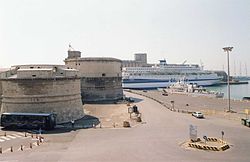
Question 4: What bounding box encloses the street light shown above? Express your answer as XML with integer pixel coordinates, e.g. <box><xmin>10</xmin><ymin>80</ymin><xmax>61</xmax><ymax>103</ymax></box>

<box><xmin>222</xmin><ymin>47</ymin><xmax>233</xmax><ymax>112</ymax></box>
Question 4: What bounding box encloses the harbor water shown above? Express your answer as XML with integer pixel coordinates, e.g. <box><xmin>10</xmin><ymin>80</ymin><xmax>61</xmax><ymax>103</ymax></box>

<box><xmin>206</xmin><ymin>81</ymin><xmax>250</xmax><ymax>100</ymax></box>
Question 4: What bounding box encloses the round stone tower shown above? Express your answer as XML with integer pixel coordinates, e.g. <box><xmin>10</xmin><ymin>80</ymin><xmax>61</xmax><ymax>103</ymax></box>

<box><xmin>65</xmin><ymin>50</ymin><xmax>123</xmax><ymax>103</ymax></box>
<box><xmin>0</xmin><ymin>65</ymin><xmax>84</xmax><ymax>123</ymax></box>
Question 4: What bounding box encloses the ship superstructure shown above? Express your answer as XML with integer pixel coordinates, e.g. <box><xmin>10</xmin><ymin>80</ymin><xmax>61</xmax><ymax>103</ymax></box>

<box><xmin>122</xmin><ymin>59</ymin><xmax>222</xmax><ymax>89</ymax></box>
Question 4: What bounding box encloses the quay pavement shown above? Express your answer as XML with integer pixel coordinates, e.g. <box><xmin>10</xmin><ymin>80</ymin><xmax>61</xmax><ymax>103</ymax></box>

<box><xmin>0</xmin><ymin>91</ymin><xmax>250</xmax><ymax>162</ymax></box>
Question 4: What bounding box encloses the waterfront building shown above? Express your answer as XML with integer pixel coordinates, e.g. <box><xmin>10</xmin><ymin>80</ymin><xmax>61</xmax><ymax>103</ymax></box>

<box><xmin>122</xmin><ymin>53</ymin><xmax>149</xmax><ymax>67</ymax></box>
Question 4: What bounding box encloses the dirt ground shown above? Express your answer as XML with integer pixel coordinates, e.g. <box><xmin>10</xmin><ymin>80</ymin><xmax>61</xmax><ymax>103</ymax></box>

<box><xmin>84</xmin><ymin>102</ymin><xmax>140</xmax><ymax>128</ymax></box>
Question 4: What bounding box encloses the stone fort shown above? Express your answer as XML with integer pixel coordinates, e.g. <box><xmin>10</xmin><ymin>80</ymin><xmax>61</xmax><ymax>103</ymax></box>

<box><xmin>0</xmin><ymin>47</ymin><xmax>123</xmax><ymax>123</ymax></box>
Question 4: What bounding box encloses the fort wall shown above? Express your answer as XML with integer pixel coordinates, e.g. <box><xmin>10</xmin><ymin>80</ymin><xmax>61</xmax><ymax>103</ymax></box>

<box><xmin>0</xmin><ymin>77</ymin><xmax>83</xmax><ymax>123</ymax></box>
<box><xmin>65</xmin><ymin>57</ymin><xmax>123</xmax><ymax>102</ymax></box>
<box><xmin>0</xmin><ymin>65</ymin><xmax>84</xmax><ymax>123</ymax></box>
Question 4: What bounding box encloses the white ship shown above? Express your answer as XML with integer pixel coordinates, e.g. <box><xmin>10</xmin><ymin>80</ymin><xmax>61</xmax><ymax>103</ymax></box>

<box><xmin>122</xmin><ymin>60</ymin><xmax>222</xmax><ymax>89</ymax></box>
<box><xmin>164</xmin><ymin>81</ymin><xmax>224</xmax><ymax>98</ymax></box>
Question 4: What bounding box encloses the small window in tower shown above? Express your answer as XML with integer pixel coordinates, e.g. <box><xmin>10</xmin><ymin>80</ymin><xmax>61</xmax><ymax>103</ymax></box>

<box><xmin>30</xmin><ymin>67</ymin><xmax>34</xmax><ymax>69</ymax></box>
<box><xmin>79</xmin><ymin>63</ymin><xmax>80</xmax><ymax>65</ymax></box>
<box><xmin>32</xmin><ymin>75</ymin><xmax>36</xmax><ymax>77</ymax></box>
<box><xmin>102</xmin><ymin>73</ymin><xmax>106</xmax><ymax>77</ymax></box>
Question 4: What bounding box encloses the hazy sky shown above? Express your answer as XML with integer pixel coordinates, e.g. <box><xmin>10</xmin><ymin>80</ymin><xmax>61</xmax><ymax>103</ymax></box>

<box><xmin>0</xmin><ymin>0</ymin><xmax>249</xmax><ymax>74</ymax></box>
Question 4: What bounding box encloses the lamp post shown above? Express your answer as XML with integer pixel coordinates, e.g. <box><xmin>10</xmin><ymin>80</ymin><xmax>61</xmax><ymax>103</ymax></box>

<box><xmin>222</xmin><ymin>47</ymin><xmax>233</xmax><ymax>112</ymax></box>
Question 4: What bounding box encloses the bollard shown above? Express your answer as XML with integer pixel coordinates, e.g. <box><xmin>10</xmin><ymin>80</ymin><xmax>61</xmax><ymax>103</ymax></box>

<box><xmin>31</xmin><ymin>134</ymin><xmax>34</xmax><ymax>138</ymax></box>
<box><xmin>36</xmin><ymin>134</ymin><xmax>38</xmax><ymax>139</ymax></box>
<box><xmin>4</xmin><ymin>132</ymin><xmax>6</xmax><ymax>136</ymax></box>
<box><xmin>21</xmin><ymin>145</ymin><xmax>23</xmax><ymax>151</ymax></box>
<box><xmin>113</xmin><ymin>123</ymin><xmax>115</xmax><ymax>128</ymax></box>
<box><xmin>40</xmin><ymin>136</ymin><xmax>44</xmax><ymax>143</ymax></box>
<box><xmin>30</xmin><ymin>143</ymin><xmax>33</xmax><ymax>149</ymax></box>
<box><xmin>37</xmin><ymin>140</ymin><xmax>40</xmax><ymax>146</ymax></box>
<box><xmin>123</xmin><ymin>121</ymin><xmax>130</xmax><ymax>128</ymax></box>
<box><xmin>39</xmin><ymin>136</ymin><xmax>44</xmax><ymax>143</ymax></box>
<box><xmin>11</xmin><ymin>146</ymin><xmax>13</xmax><ymax>152</ymax></box>
<box><xmin>25</xmin><ymin>132</ymin><xmax>27</xmax><ymax>137</ymax></box>
<box><xmin>136</xmin><ymin>116</ymin><xmax>142</xmax><ymax>122</ymax></box>
<box><xmin>100</xmin><ymin>122</ymin><xmax>102</xmax><ymax>128</ymax></box>
<box><xmin>0</xmin><ymin>147</ymin><xmax>2</xmax><ymax>154</ymax></box>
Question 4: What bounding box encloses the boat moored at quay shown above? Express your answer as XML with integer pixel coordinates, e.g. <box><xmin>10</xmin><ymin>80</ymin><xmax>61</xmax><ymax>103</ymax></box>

<box><xmin>122</xmin><ymin>60</ymin><xmax>222</xmax><ymax>89</ymax></box>
<box><xmin>164</xmin><ymin>81</ymin><xmax>224</xmax><ymax>98</ymax></box>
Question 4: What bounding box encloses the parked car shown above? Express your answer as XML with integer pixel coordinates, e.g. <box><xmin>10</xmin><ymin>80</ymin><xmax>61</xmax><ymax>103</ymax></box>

<box><xmin>192</xmin><ymin>112</ymin><xmax>204</xmax><ymax>118</ymax></box>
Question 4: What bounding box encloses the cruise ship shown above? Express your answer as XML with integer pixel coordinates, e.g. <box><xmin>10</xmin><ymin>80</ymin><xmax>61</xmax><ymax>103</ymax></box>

<box><xmin>122</xmin><ymin>60</ymin><xmax>222</xmax><ymax>89</ymax></box>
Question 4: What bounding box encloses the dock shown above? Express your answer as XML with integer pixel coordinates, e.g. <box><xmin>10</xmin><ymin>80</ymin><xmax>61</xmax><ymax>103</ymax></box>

<box><xmin>216</xmin><ymin>81</ymin><xmax>248</xmax><ymax>85</ymax></box>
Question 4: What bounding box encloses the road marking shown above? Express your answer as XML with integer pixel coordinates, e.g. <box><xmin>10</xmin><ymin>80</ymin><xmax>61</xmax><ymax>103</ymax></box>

<box><xmin>1</xmin><ymin>136</ymin><xmax>10</xmax><ymax>140</ymax></box>
<box><xmin>7</xmin><ymin>135</ymin><xmax>16</xmax><ymax>139</ymax></box>
<box><xmin>12</xmin><ymin>134</ymin><xmax>22</xmax><ymax>138</ymax></box>
<box><xmin>17</xmin><ymin>132</ymin><xmax>25</xmax><ymax>136</ymax></box>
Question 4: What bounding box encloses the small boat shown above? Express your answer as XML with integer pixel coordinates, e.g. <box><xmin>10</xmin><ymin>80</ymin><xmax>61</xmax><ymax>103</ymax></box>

<box><xmin>165</xmin><ymin>81</ymin><xmax>224</xmax><ymax>98</ymax></box>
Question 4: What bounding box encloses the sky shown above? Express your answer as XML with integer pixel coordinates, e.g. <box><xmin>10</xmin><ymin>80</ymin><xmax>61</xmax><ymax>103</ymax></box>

<box><xmin>0</xmin><ymin>0</ymin><xmax>249</xmax><ymax>74</ymax></box>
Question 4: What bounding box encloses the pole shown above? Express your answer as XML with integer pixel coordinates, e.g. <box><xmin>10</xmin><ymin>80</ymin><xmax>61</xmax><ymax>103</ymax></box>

<box><xmin>227</xmin><ymin>51</ymin><xmax>231</xmax><ymax>112</ymax></box>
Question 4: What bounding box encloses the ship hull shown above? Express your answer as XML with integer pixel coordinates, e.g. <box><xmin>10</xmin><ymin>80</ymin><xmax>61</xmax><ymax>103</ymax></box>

<box><xmin>122</xmin><ymin>79</ymin><xmax>220</xmax><ymax>89</ymax></box>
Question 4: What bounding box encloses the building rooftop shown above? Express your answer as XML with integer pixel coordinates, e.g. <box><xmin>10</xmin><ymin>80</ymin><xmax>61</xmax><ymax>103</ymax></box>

<box><xmin>65</xmin><ymin>57</ymin><xmax>122</xmax><ymax>62</ymax></box>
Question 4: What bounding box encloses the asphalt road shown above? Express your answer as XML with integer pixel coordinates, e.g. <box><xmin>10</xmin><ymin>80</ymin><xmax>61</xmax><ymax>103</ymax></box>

<box><xmin>1</xmin><ymin>91</ymin><xmax>250</xmax><ymax>162</ymax></box>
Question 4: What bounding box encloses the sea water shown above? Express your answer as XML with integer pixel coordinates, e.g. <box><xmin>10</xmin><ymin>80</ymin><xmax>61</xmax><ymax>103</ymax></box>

<box><xmin>206</xmin><ymin>81</ymin><xmax>250</xmax><ymax>100</ymax></box>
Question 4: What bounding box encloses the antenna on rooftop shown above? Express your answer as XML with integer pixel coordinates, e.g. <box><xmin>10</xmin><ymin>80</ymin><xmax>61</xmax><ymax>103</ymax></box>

<box><xmin>68</xmin><ymin>43</ymin><xmax>75</xmax><ymax>51</ymax></box>
<box><xmin>182</xmin><ymin>60</ymin><xmax>187</xmax><ymax>64</ymax></box>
